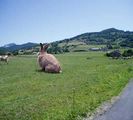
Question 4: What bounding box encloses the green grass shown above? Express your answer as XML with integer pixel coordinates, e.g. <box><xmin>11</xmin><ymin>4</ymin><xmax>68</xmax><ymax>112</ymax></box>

<box><xmin>58</xmin><ymin>41</ymin><xmax>106</xmax><ymax>52</ymax></box>
<box><xmin>0</xmin><ymin>52</ymin><xmax>133</xmax><ymax>120</ymax></box>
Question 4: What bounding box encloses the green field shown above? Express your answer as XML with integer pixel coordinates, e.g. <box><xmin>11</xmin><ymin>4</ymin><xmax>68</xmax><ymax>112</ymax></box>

<box><xmin>0</xmin><ymin>52</ymin><xmax>133</xmax><ymax>120</ymax></box>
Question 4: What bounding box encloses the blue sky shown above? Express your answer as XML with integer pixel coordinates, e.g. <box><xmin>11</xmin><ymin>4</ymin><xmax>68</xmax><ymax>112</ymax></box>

<box><xmin>0</xmin><ymin>0</ymin><xmax>133</xmax><ymax>46</ymax></box>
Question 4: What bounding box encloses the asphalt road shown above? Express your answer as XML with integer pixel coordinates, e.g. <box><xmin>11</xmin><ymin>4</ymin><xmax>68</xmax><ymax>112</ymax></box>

<box><xmin>94</xmin><ymin>79</ymin><xmax>133</xmax><ymax>120</ymax></box>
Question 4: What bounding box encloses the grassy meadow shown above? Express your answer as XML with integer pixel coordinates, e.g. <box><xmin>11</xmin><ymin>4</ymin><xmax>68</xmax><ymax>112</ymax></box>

<box><xmin>0</xmin><ymin>52</ymin><xmax>133</xmax><ymax>120</ymax></box>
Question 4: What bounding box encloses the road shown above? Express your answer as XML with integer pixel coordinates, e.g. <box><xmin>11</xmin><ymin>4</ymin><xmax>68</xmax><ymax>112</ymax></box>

<box><xmin>94</xmin><ymin>79</ymin><xmax>133</xmax><ymax>120</ymax></box>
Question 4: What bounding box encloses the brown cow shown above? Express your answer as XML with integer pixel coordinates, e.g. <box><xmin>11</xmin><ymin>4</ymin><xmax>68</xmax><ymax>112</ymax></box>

<box><xmin>37</xmin><ymin>43</ymin><xmax>62</xmax><ymax>73</ymax></box>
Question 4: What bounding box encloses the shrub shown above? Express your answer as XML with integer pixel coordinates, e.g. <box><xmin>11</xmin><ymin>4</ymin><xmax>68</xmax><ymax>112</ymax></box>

<box><xmin>122</xmin><ymin>49</ymin><xmax>133</xmax><ymax>57</ymax></box>
<box><xmin>106</xmin><ymin>50</ymin><xmax>121</xmax><ymax>58</ymax></box>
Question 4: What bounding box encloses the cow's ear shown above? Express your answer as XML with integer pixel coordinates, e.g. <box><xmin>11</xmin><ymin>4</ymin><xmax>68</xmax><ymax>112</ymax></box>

<box><xmin>40</xmin><ymin>43</ymin><xmax>43</xmax><ymax>50</ymax></box>
<box><xmin>43</xmin><ymin>43</ymin><xmax>49</xmax><ymax>51</ymax></box>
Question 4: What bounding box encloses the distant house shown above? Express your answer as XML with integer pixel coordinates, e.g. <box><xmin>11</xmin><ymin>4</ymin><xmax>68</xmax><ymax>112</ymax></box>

<box><xmin>89</xmin><ymin>48</ymin><xmax>101</xmax><ymax>51</ymax></box>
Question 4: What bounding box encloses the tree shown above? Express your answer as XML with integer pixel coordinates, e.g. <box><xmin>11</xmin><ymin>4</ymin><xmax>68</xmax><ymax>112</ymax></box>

<box><xmin>106</xmin><ymin>50</ymin><xmax>121</xmax><ymax>58</ymax></box>
<box><xmin>47</xmin><ymin>43</ymin><xmax>63</xmax><ymax>54</ymax></box>
<box><xmin>0</xmin><ymin>48</ymin><xmax>7</xmax><ymax>55</ymax></box>
<box><xmin>106</xmin><ymin>43</ymin><xmax>113</xmax><ymax>49</ymax></box>
<box><xmin>12</xmin><ymin>51</ymin><xmax>18</xmax><ymax>55</ymax></box>
<box><xmin>122</xmin><ymin>49</ymin><xmax>133</xmax><ymax>57</ymax></box>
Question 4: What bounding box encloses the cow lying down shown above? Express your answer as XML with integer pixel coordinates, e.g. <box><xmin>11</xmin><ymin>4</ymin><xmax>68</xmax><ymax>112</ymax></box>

<box><xmin>37</xmin><ymin>43</ymin><xmax>62</xmax><ymax>73</ymax></box>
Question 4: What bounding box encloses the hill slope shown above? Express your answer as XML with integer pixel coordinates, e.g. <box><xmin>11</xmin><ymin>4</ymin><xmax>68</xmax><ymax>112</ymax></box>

<box><xmin>0</xmin><ymin>42</ymin><xmax>38</xmax><ymax>52</ymax></box>
<box><xmin>47</xmin><ymin>28</ymin><xmax>133</xmax><ymax>53</ymax></box>
<box><xmin>0</xmin><ymin>28</ymin><xmax>133</xmax><ymax>54</ymax></box>
<box><xmin>58</xmin><ymin>28</ymin><xmax>133</xmax><ymax>47</ymax></box>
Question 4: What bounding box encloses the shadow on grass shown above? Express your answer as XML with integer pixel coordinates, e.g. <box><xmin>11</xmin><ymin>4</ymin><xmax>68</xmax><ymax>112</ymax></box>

<box><xmin>35</xmin><ymin>69</ymin><xmax>44</xmax><ymax>72</ymax></box>
<box><xmin>35</xmin><ymin>69</ymin><xmax>62</xmax><ymax>74</ymax></box>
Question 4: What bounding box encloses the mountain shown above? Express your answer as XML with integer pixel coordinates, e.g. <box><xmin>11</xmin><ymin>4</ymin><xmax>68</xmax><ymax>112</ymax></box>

<box><xmin>45</xmin><ymin>28</ymin><xmax>133</xmax><ymax>53</ymax></box>
<box><xmin>0</xmin><ymin>28</ymin><xmax>133</xmax><ymax>54</ymax></box>
<box><xmin>101</xmin><ymin>28</ymin><xmax>123</xmax><ymax>33</ymax></box>
<box><xmin>57</xmin><ymin>28</ymin><xmax>133</xmax><ymax>47</ymax></box>
<box><xmin>1</xmin><ymin>42</ymin><xmax>38</xmax><ymax>52</ymax></box>
<box><xmin>3</xmin><ymin>43</ymin><xmax>16</xmax><ymax>48</ymax></box>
